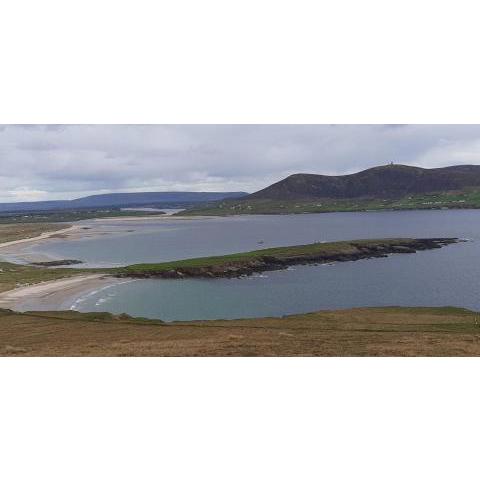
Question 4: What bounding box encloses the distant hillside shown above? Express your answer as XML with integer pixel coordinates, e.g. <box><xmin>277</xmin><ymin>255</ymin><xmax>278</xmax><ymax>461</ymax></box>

<box><xmin>249</xmin><ymin>164</ymin><xmax>480</xmax><ymax>200</ymax></box>
<box><xmin>178</xmin><ymin>164</ymin><xmax>480</xmax><ymax>216</ymax></box>
<box><xmin>0</xmin><ymin>191</ymin><xmax>247</xmax><ymax>214</ymax></box>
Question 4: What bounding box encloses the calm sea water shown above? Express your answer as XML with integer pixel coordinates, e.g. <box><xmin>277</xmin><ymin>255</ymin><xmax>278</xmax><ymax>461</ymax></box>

<box><xmin>33</xmin><ymin>210</ymin><xmax>480</xmax><ymax>321</ymax></box>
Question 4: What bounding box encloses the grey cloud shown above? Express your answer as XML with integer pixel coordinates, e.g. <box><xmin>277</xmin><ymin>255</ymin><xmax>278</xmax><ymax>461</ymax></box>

<box><xmin>1</xmin><ymin>125</ymin><xmax>480</xmax><ymax>202</ymax></box>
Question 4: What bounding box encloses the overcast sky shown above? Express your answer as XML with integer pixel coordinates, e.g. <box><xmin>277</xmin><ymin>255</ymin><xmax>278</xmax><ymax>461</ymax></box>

<box><xmin>2</xmin><ymin>124</ymin><xmax>480</xmax><ymax>202</ymax></box>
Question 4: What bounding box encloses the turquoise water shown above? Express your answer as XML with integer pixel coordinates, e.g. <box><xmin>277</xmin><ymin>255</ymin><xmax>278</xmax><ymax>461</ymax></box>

<box><xmin>32</xmin><ymin>210</ymin><xmax>480</xmax><ymax>321</ymax></box>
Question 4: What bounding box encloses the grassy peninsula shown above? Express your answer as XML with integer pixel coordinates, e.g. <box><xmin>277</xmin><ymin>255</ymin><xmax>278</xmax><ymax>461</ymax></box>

<box><xmin>116</xmin><ymin>238</ymin><xmax>458</xmax><ymax>279</ymax></box>
<box><xmin>0</xmin><ymin>237</ymin><xmax>459</xmax><ymax>293</ymax></box>
<box><xmin>1</xmin><ymin>306</ymin><xmax>480</xmax><ymax>356</ymax></box>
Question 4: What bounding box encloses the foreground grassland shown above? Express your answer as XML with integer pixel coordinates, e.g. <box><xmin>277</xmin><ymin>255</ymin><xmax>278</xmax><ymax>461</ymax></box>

<box><xmin>179</xmin><ymin>189</ymin><xmax>480</xmax><ymax>216</ymax></box>
<box><xmin>1</xmin><ymin>306</ymin><xmax>479</xmax><ymax>356</ymax></box>
<box><xmin>0</xmin><ymin>223</ymin><xmax>69</xmax><ymax>243</ymax></box>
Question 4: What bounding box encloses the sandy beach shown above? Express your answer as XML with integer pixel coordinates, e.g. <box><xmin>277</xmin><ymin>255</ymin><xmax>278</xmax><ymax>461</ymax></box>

<box><xmin>0</xmin><ymin>224</ymin><xmax>87</xmax><ymax>264</ymax></box>
<box><xmin>0</xmin><ymin>214</ymin><xmax>213</xmax><ymax>312</ymax></box>
<box><xmin>0</xmin><ymin>274</ymin><xmax>120</xmax><ymax>312</ymax></box>
<box><xmin>0</xmin><ymin>219</ymin><xmax>129</xmax><ymax>310</ymax></box>
<box><xmin>0</xmin><ymin>214</ymin><xmax>214</xmax><ymax>265</ymax></box>
<box><xmin>0</xmin><ymin>224</ymin><xmax>79</xmax><ymax>249</ymax></box>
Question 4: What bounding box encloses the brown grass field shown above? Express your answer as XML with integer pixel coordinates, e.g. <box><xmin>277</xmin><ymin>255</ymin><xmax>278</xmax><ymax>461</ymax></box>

<box><xmin>1</xmin><ymin>306</ymin><xmax>479</xmax><ymax>356</ymax></box>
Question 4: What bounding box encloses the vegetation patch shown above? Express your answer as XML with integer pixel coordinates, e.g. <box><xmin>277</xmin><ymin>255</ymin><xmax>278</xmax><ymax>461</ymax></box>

<box><xmin>0</xmin><ymin>209</ymin><xmax>166</xmax><ymax>224</ymax></box>
<box><xmin>1</xmin><ymin>306</ymin><xmax>480</xmax><ymax>356</ymax></box>
<box><xmin>0</xmin><ymin>223</ymin><xmax>69</xmax><ymax>243</ymax></box>
<box><xmin>116</xmin><ymin>238</ymin><xmax>459</xmax><ymax>279</ymax></box>
<box><xmin>178</xmin><ymin>188</ymin><xmax>480</xmax><ymax>216</ymax></box>
<box><xmin>0</xmin><ymin>262</ymin><xmax>88</xmax><ymax>294</ymax></box>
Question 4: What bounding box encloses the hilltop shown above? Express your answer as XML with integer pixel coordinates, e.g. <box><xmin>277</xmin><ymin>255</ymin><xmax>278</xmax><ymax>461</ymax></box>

<box><xmin>249</xmin><ymin>164</ymin><xmax>480</xmax><ymax>200</ymax></box>
<box><xmin>179</xmin><ymin>164</ymin><xmax>480</xmax><ymax>215</ymax></box>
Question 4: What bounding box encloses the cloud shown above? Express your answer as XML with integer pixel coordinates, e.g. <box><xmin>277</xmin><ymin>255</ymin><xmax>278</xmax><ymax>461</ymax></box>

<box><xmin>1</xmin><ymin>124</ymin><xmax>480</xmax><ymax>202</ymax></box>
<box><xmin>7</xmin><ymin>188</ymin><xmax>49</xmax><ymax>202</ymax></box>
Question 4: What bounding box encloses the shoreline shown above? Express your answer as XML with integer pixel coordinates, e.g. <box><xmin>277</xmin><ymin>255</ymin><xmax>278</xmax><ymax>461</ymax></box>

<box><xmin>0</xmin><ymin>224</ymin><xmax>79</xmax><ymax>249</ymax></box>
<box><xmin>0</xmin><ymin>214</ymin><xmax>223</xmax><ymax>312</ymax></box>
<box><xmin>0</xmin><ymin>214</ymin><xmax>216</xmax><ymax>265</ymax></box>
<box><xmin>91</xmin><ymin>214</ymin><xmax>215</xmax><ymax>222</ymax></box>
<box><xmin>0</xmin><ymin>224</ymin><xmax>83</xmax><ymax>264</ymax></box>
<box><xmin>0</xmin><ymin>274</ymin><xmax>119</xmax><ymax>312</ymax></box>
<box><xmin>0</xmin><ymin>236</ymin><xmax>462</xmax><ymax>313</ymax></box>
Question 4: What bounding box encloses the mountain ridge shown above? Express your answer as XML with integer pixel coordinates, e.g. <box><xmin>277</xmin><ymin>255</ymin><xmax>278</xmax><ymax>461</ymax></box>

<box><xmin>177</xmin><ymin>164</ymin><xmax>480</xmax><ymax>216</ymax></box>
<box><xmin>0</xmin><ymin>191</ymin><xmax>247</xmax><ymax>213</ymax></box>
<box><xmin>248</xmin><ymin>164</ymin><xmax>480</xmax><ymax>200</ymax></box>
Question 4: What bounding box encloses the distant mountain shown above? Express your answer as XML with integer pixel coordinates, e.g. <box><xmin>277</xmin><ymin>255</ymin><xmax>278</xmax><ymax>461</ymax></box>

<box><xmin>0</xmin><ymin>191</ymin><xmax>247</xmax><ymax>213</ymax></box>
<box><xmin>248</xmin><ymin>164</ymin><xmax>480</xmax><ymax>200</ymax></box>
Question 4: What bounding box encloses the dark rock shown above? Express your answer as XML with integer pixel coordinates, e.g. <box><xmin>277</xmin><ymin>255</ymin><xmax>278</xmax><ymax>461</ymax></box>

<box><xmin>30</xmin><ymin>259</ymin><xmax>83</xmax><ymax>267</ymax></box>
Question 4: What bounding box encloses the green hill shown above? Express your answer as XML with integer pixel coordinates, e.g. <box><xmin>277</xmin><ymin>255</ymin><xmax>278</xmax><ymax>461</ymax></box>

<box><xmin>179</xmin><ymin>164</ymin><xmax>480</xmax><ymax>215</ymax></box>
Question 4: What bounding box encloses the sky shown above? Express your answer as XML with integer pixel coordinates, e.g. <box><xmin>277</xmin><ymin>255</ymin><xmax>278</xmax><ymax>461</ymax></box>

<box><xmin>2</xmin><ymin>124</ymin><xmax>480</xmax><ymax>202</ymax></box>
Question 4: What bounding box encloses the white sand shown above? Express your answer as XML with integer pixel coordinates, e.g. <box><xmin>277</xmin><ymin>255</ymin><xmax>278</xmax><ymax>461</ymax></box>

<box><xmin>0</xmin><ymin>215</ymin><xmax>213</xmax><ymax>265</ymax></box>
<box><xmin>0</xmin><ymin>214</ymin><xmax>212</xmax><ymax>311</ymax></box>
<box><xmin>0</xmin><ymin>274</ymin><xmax>119</xmax><ymax>311</ymax></box>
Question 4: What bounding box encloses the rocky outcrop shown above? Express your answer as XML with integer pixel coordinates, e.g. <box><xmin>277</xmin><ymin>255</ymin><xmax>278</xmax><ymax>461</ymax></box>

<box><xmin>30</xmin><ymin>259</ymin><xmax>84</xmax><ymax>267</ymax></box>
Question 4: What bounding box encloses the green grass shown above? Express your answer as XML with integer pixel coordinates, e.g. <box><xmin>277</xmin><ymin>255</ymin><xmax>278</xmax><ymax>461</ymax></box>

<box><xmin>0</xmin><ymin>262</ymin><xmax>89</xmax><ymax>293</ymax></box>
<box><xmin>116</xmin><ymin>238</ymin><xmax>418</xmax><ymax>274</ymax></box>
<box><xmin>177</xmin><ymin>188</ymin><xmax>480</xmax><ymax>216</ymax></box>
<box><xmin>0</xmin><ymin>238</ymin><xmax>454</xmax><ymax>292</ymax></box>
<box><xmin>0</xmin><ymin>223</ymin><xmax>70</xmax><ymax>243</ymax></box>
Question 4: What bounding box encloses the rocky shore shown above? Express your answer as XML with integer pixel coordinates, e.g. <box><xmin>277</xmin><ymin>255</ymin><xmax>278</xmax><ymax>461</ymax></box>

<box><xmin>117</xmin><ymin>237</ymin><xmax>460</xmax><ymax>280</ymax></box>
<box><xmin>30</xmin><ymin>259</ymin><xmax>84</xmax><ymax>267</ymax></box>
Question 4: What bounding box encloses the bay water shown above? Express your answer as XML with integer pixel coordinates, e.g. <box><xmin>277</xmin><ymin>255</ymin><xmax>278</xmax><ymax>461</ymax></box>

<box><xmin>31</xmin><ymin>210</ymin><xmax>480</xmax><ymax>321</ymax></box>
